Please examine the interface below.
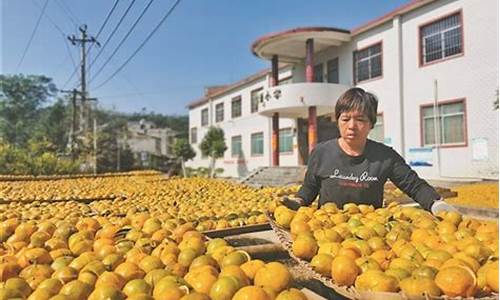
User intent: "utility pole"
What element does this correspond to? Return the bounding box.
[68,25,99,135]
[68,24,99,172]
[59,88,80,161]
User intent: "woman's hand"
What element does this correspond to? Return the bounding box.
[280,196,305,211]
[431,198,457,215]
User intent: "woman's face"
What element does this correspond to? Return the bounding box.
[338,110,372,144]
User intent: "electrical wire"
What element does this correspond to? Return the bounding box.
[89,0,155,85]
[16,0,49,72]
[29,0,76,78]
[62,0,128,89]
[54,0,80,28]
[94,0,182,90]
[87,0,137,72]
[87,0,120,54]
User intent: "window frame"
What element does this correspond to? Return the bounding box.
[250,87,263,113]
[215,102,224,123]
[231,135,242,157]
[313,63,324,83]
[419,98,468,148]
[279,127,294,154]
[327,57,339,84]
[231,96,242,119]
[190,127,197,144]
[418,9,464,67]
[201,108,208,127]
[250,131,264,157]
[353,41,383,84]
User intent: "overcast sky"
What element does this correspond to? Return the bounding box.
[1,0,409,115]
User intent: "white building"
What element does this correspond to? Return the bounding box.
[125,120,177,167]
[187,0,498,180]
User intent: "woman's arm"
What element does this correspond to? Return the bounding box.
[388,148,441,211]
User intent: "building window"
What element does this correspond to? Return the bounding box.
[215,103,224,122]
[369,114,384,143]
[421,100,466,146]
[420,12,462,65]
[251,132,264,156]
[190,127,197,144]
[231,96,242,118]
[313,64,323,82]
[231,135,242,157]
[279,128,293,153]
[354,43,382,83]
[250,88,262,113]
[201,108,208,126]
[327,58,339,83]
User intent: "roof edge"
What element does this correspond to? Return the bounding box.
[251,26,351,57]
[186,64,290,110]
[351,0,436,35]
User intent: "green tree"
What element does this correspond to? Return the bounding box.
[0,74,57,147]
[32,98,71,153]
[199,127,227,178]
[173,138,195,177]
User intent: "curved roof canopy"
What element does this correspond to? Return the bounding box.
[252,27,351,63]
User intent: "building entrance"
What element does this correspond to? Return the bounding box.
[297,115,340,165]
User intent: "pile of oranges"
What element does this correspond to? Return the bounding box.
[272,202,499,298]
[0,173,314,300]
[0,175,291,231]
[0,213,309,299]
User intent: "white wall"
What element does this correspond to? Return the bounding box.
[400,0,498,179]
[187,0,498,180]
[187,66,299,178]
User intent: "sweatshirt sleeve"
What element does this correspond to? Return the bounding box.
[388,148,441,211]
[296,147,321,206]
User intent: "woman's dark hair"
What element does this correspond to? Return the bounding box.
[334,87,378,128]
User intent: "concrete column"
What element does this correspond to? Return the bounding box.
[306,38,318,152]
[272,112,279,166]
[305,39,314,82]
[308,106,317,153]
[271,55,280,166]
[271,55,279,87]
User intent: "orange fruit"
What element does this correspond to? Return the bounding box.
[292,234,318,260]
[232,286,271,300]
[240,259,265,280]
[311,253,334,276]
[400,276,441,297]
[331,255,360,286]
[275,288,308,300]
[435,265,477,297]
[254,262,291,292]
[486,263,499,292]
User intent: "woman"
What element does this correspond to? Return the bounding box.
[284,87,453,214]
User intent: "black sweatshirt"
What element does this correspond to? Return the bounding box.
[296,139,440,211]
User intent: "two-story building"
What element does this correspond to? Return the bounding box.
[187,0,498,180]
[125,120,177,168]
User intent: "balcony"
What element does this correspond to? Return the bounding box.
[258,82,350,118]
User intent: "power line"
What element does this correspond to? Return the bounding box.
[30,0,66,36]
[29,0,76,78]
[16,0,49,73]
[87,0,120,55]
[63,0,130,90]
[94,0,183,90]
[89,0,155,85]
[87,0,137,73]
[54,0,80,28]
